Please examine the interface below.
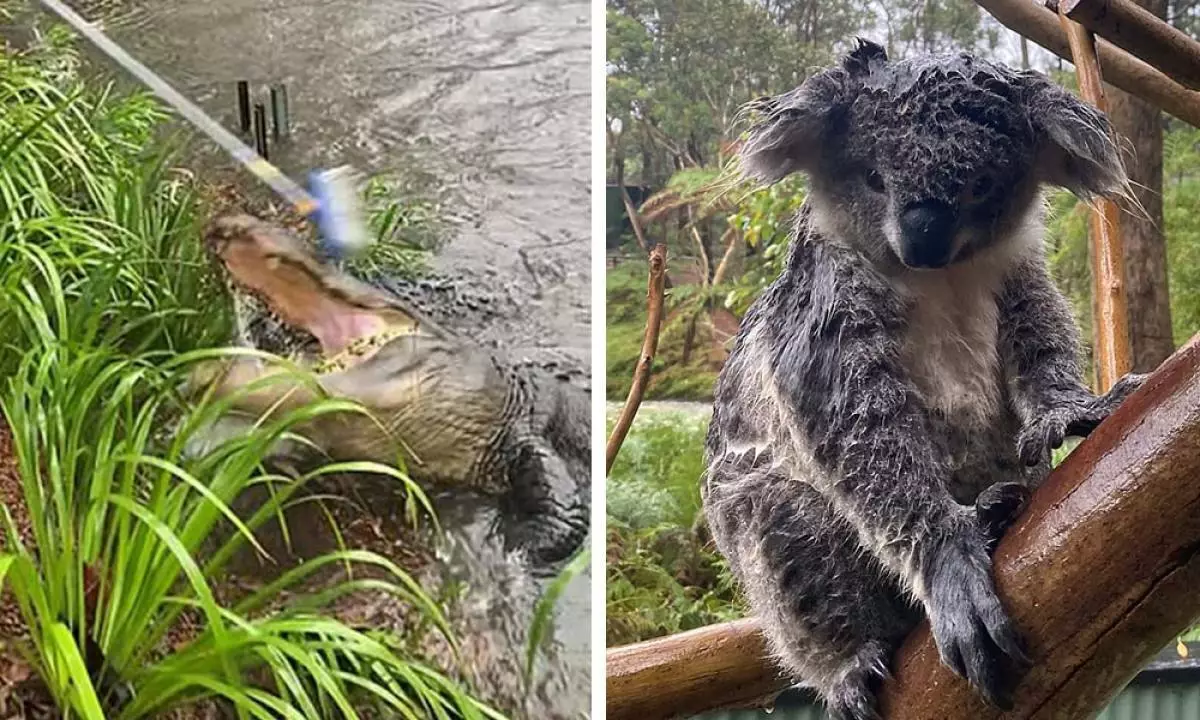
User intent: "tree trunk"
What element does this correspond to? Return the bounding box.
[1101,0,1174,370]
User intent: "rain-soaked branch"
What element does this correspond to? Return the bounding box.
[605,244,668,474]
[1049,0,1200,91]
[608,335,1200,719]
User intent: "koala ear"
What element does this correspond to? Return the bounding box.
[739,39,885,184]
[738,73,847,184]
[1026,76,1128,199]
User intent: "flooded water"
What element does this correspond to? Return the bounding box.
[57,0,591,716]
[95,0,591,363]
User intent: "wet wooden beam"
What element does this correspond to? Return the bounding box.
[975,0,1200,128]
[606,335,1200,719]
[1054,0,1200,92]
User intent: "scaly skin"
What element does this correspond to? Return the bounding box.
[196,214,589,567]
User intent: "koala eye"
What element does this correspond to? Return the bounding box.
[964,175,995,204]
[864,169,885,193]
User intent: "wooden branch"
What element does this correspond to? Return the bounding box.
[1054,0,1200,91]
[607,619,785,720]
[1057,9,1133,391]
[974,0,1200,128]
[620,186,652,254]
[606,335,1200,719]
[605,244,667,474]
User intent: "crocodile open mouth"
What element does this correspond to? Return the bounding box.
[206,214,419,369]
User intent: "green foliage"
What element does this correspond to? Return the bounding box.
[723,175,807,313]
[346,174,443,280]
[889,0,996,56]
[606,0,827,184]
[1163,126,1200,346]
[607,411,709,530]
[605,409,743,646]
[0,25,499,719]
[606,171,805,402]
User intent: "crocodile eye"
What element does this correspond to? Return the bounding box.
[864,169,885,193]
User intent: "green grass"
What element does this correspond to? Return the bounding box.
[605,408,742,647]
[0,19,501,718]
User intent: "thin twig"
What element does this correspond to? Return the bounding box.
[606,244,668,474]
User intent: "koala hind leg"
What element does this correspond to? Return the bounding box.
[705,461,918,720]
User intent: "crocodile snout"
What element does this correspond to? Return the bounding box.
[204,213,421,360]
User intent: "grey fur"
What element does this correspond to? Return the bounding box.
[705,39,1146,719]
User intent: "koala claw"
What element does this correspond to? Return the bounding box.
[1017,372,1149,467]
[826,641,891,720]
[975,482,1031,553]
[925,532,1029,709]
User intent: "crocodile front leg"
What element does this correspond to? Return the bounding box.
[503,436,588,569]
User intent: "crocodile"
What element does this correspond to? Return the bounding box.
[194,213,590,567]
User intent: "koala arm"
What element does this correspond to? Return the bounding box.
[997,255,1092,419]
[997,255,1144,465]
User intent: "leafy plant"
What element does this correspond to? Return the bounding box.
[346,174,444,280]
[605,408,742,647]
[0,25,502,719]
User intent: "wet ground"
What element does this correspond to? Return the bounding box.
[46,0,591,716]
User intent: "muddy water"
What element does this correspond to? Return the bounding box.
[75,0,590,716]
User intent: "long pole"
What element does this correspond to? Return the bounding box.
[36,0,318,216]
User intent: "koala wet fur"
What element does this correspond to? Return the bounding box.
[702,39,1147,720]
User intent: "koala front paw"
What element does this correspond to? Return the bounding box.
[924,530,1029,709]
[1017,372,1148,466]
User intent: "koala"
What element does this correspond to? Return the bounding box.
[702,39,1147,720]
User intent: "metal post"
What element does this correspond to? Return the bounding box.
[252,102,268,160]
[270,84,290,141]
[237,80,251,134]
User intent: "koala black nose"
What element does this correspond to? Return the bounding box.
[898,201,957,269]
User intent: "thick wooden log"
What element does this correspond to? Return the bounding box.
[606,335,1200,719]
[1056,0,1200,92]
[974,0,1200,128]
